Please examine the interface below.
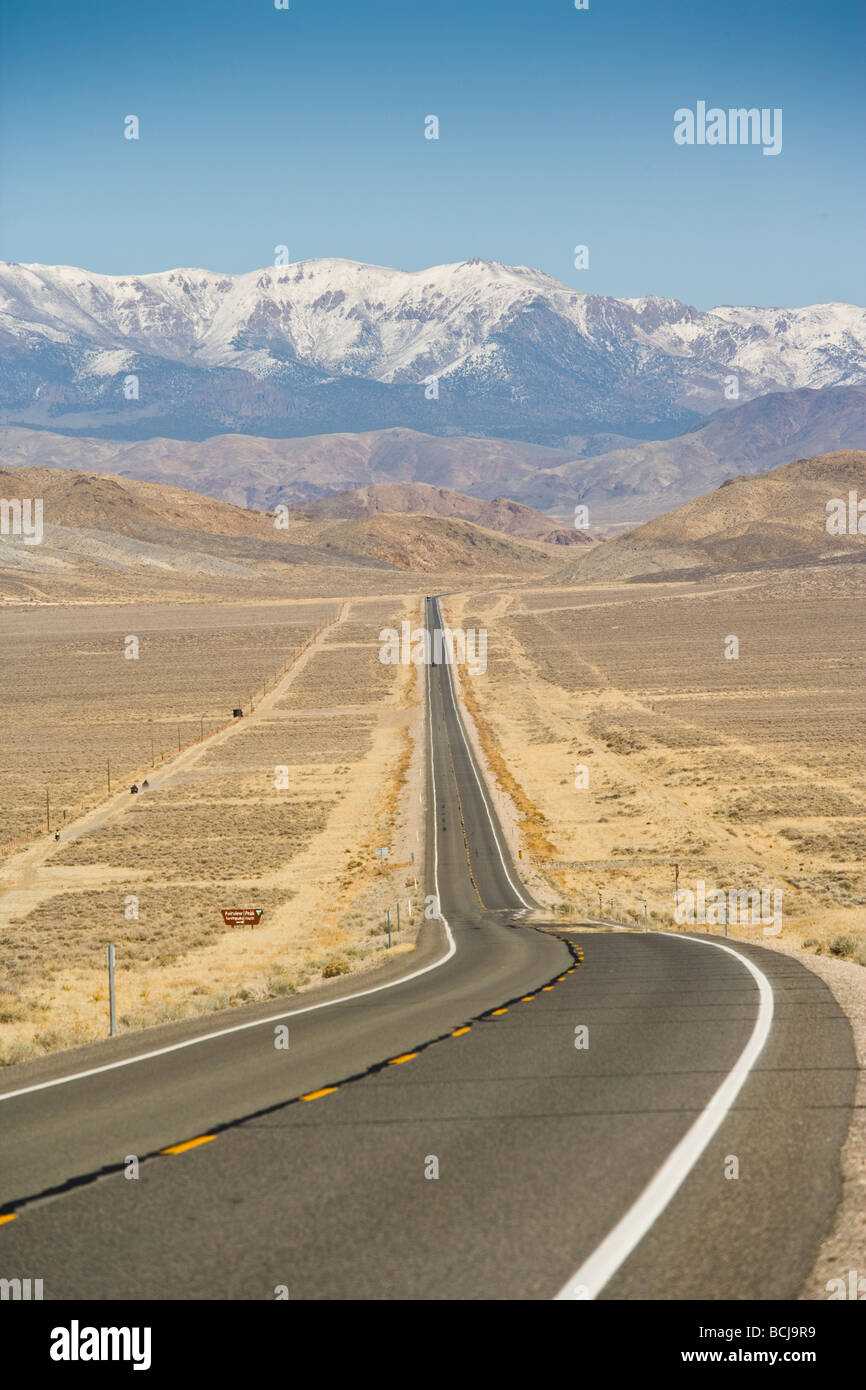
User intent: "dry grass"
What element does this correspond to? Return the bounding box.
[0,592,429,1063]
[0,600,338,848]
[445,561,866,959]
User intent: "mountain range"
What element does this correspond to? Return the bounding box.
[3,382,865,524]
[2,258,865,444]
[3,450,859,603]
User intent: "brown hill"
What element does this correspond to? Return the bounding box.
[557,451,866,583]
[301,513,565,574]
[295,482,589,545]
[0,465,562,600]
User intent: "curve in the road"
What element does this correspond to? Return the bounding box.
[0,595,856,1303]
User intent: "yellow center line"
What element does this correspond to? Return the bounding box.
[300,1086,339,1102]
[161,1135,216,1155]
[388,1052,418,1065]
[491,1007,509,1016]
[452,1026,471,1036]
[520,996,535,1002]
[542,985,554,991]
[0,1214,17,1226]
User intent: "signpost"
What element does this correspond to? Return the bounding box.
[221,908,264,928]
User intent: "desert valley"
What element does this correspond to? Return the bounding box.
[1,445,863,1069]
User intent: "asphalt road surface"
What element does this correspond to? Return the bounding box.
[0,598,856,1299]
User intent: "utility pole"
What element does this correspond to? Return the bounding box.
[107,944,116,1037]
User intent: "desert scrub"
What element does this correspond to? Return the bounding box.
[2,887,294,989]
[828,934,866,965]
[267,972,297,997]
[321,957,351,978]
[52,802,330,876]
[0,1039,38,1068]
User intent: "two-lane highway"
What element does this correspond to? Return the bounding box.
[0,597,857,1298]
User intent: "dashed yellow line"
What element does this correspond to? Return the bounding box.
[0,1214,16,1226]
[388,1052,418,1065]
[452,1026,471,1036]
[491,1007,509,1016]
[542,985,554,991]
[300,1086,339,1102]
[443,734,486,909]
[520,995,535,1002]
[161,1135,216,1155]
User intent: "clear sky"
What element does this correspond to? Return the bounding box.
[0,0,862,308]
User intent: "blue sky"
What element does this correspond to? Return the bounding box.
[0,0,862,307]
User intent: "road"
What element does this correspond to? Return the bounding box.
[0,597,856,1299]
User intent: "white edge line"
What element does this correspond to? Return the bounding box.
[554,932,775,1300]
[434,599,534,910]
[0,615,455,1106]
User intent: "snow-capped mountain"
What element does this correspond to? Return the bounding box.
[1,258,864,442]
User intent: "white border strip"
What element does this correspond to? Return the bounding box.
[434,600,534,910]
[0,615,455,1105]
[555,933,774,1300]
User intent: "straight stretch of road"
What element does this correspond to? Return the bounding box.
[0,597,856,1299]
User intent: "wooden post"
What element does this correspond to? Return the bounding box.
[108,944,116,1037]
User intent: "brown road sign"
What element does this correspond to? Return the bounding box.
[221,908,263,928]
